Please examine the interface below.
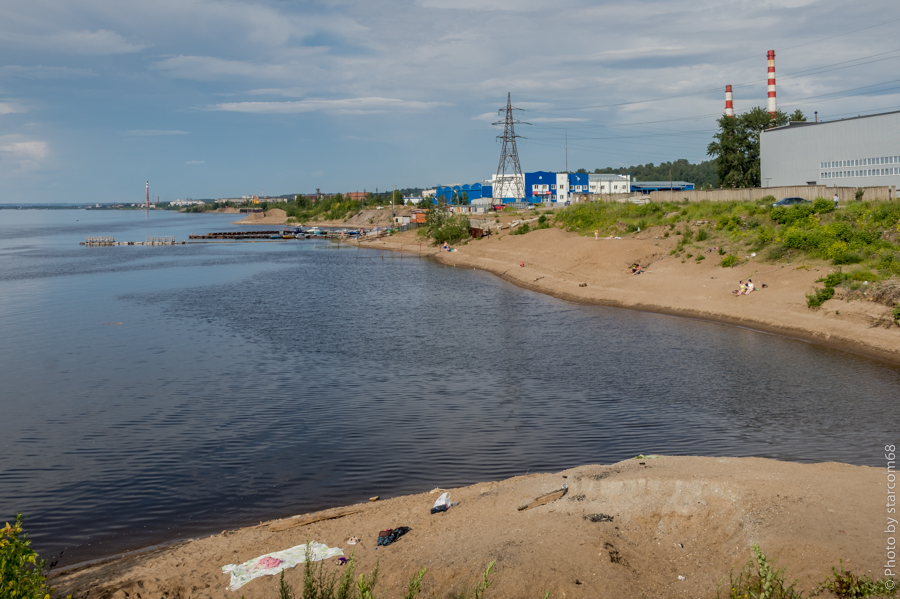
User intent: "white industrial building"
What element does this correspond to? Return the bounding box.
[761,110,900,188]
[588,174,631,194]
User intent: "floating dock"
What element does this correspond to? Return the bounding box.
[189,231,290,240]
[81,236,185,246]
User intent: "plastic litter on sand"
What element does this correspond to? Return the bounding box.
[222,541,343,591]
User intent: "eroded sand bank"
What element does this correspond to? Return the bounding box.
[50,457,891,599]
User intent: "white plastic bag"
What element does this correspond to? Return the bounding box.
[432,492,451,511]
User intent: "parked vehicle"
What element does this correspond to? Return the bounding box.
[773,197,810,207]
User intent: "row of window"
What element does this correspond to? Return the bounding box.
[821,156,899,169]
[822,168,900,179]
[530,183,626,192]
[531,184,587,191]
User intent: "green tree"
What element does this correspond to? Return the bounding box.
[1,514,51,599]
[707,107,793,187]
[789,109,806,122]
[591,159,718,188]
[707,114,748,187]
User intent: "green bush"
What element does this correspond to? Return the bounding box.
[812,197,835,214]
[771,204,815,226]
[718,545,803,599]
[816,560,896,598]
[893,306,900,322]
[696,227,709,241]
[0,514,50,599]
[720,254,740,268]
[719,546,897,599]
[510,223,531,235]
[833,253,864,265]
[806,286,835,308]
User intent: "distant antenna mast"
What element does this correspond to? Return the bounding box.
[493,93,528,202]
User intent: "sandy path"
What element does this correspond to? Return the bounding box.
[50,457,891,599]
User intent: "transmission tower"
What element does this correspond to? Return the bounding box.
[493,93,528,202]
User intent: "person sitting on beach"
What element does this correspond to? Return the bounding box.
[733,280,745,295]
[745,279,755,294]
[630,263,643,275]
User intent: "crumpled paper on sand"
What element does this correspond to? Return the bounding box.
[222,541,343,590]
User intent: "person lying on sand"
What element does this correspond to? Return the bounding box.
[630,263,643,275]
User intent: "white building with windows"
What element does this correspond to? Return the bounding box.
[761,110,900,187]
[588,173,632,194]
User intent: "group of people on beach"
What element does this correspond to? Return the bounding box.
[630,263,643,275]
[733,279,756,295]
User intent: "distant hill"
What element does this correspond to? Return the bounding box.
[582,159,717,188]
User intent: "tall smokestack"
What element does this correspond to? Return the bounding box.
[767,50,777,118]
[145,181,149,209]
[725,85,734,117]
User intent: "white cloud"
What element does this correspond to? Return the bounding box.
[56,28,148,54]
[0,102,25,114]
[0,65,97,79]
[529,117,590,123]
[0,28,147,55]
[151,55,300,81]
[205,97,450,114]
[417,0,557,9]
[125,130,190,136]
[0,135,48,171]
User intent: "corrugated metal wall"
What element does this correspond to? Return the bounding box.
[761,111,900,187]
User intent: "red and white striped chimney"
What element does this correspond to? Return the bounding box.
[766,50,777,117]
[725,85,734,117]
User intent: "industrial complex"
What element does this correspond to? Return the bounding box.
[760,110,900,188]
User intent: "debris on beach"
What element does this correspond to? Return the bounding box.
[518,484,568,511]
[222,541,342,591]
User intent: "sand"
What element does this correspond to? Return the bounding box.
[229,208,402,228]
[356,225,900,365]
[49,457,892,598]
[230,208,288,225]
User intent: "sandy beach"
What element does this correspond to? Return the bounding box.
[354,224,900,365]
[50,456,892,598]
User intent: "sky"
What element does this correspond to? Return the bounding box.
[1,0,899,203]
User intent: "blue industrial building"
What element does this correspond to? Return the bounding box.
[433,173,694,204]
[631,181,695,194]
[433,183,493,204]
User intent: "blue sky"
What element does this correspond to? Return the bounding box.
[1,0,899,203]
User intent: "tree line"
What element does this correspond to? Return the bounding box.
[583,159,718,188]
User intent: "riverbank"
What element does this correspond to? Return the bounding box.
[355,226,900,365]
[49,456,890,598]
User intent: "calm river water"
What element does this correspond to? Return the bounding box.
[1,209,898,567]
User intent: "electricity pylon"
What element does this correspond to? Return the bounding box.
[493,93,528,202]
